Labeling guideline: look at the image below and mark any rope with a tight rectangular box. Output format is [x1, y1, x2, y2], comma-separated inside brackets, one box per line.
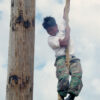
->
[58, 1, 70, 100]
[65, 0, 70, 68]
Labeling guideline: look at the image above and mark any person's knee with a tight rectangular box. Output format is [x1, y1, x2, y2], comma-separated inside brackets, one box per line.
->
[57, 78, 69, 97]
[72, 72, 82, 79]
[70, 60, 83, 78]
[58, 78, 69, 90]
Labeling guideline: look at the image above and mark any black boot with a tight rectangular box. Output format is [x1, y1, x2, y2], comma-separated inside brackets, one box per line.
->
[65, 94, 75, 100]
[61, 95, 64, 100]
[58, 94, 64, 100]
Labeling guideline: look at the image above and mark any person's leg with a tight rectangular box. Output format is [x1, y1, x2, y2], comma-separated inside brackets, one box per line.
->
[55, 56, 69, 99]
[68, 57, 83, 97]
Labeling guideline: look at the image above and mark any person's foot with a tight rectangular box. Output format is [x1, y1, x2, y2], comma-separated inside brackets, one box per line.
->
[61, 96, 64, 100]
[65, 94, 75, 100]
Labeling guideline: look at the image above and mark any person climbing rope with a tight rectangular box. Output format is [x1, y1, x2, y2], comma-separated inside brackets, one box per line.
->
[42, 4, 83, 100]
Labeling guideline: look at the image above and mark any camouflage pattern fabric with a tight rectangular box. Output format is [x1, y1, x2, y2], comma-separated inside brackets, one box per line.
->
[55, 55, 83, 97]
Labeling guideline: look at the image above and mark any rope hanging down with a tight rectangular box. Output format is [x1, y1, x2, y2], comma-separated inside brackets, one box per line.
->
[65, 0, 70, 68]
[58, 0, 71, 100]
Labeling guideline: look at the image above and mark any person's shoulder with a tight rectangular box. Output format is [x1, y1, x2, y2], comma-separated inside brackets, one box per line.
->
[48, 35, 55, 42]
[48, 36, 51, 40]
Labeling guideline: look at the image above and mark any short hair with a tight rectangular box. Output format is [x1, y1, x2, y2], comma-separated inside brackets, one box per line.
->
[42, 16, 57, 29]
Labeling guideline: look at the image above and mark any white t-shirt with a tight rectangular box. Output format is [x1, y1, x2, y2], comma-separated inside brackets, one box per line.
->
[48, 20, 74, 57]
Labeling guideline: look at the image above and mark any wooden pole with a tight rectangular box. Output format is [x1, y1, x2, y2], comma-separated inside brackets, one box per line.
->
[6, 0, 35, 100]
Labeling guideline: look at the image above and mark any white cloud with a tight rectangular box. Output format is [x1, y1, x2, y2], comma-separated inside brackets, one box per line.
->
[0, 0, 10, 58]
[0, 1, 10, 100]
[34, 62, 58, 100]
[91, 79, 100, 95]
[0, 56, 7, 100]
[0, 53, 5, 66]
[0, 0, 10, 16]
[36, 0, 65, 23]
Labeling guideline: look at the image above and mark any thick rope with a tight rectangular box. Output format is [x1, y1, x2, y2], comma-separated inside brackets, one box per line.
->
[65, 0, 70, 68]
[58, 1, 70, 100]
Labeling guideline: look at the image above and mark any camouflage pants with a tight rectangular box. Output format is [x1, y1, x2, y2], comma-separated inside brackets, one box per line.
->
[55, 55, 83, 97]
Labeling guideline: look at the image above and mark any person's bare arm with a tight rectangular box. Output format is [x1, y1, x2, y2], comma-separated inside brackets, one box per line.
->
[59, 6, 70, 47]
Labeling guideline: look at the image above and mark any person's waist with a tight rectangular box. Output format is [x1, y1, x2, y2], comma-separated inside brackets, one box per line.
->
[56, 55, 75, 61]
[55, 50, 74, 58]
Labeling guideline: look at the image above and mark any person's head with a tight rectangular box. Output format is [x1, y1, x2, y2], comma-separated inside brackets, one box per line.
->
[42, 16, 59, 36]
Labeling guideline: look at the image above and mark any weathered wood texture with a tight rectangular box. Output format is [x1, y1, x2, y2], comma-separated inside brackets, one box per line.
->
[6, 0, 35, 100]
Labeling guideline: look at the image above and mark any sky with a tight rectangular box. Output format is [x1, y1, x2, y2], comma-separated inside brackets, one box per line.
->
[0, 0, 100, 100]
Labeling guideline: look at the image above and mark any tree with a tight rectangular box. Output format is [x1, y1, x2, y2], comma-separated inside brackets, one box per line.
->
[6, 0, 35, 100]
